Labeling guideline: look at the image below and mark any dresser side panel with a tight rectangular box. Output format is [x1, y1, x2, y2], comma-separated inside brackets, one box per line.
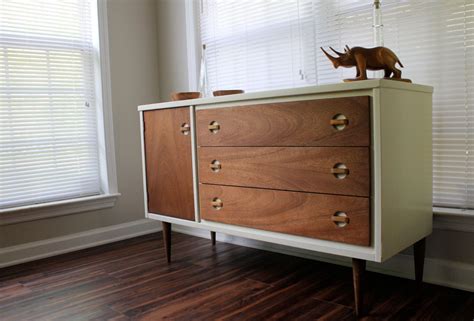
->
[379, 88, 433, 261]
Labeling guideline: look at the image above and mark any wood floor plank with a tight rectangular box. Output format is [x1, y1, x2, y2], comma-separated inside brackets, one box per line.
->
[7, 242, 270, 320]
[137, 278, 269, 321]
[0, 275, 119, 320]
[0, 232, 472, 321]
[219, 269, 349, 320]
[269, 298, 353, 321]
[42, 305, 126, 321]
[0, 283, 32, 301]
[119, 248, 278, 318]
[383, 285, 474, 321]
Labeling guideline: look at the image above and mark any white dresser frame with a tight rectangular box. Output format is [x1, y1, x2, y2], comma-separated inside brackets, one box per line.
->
[138, 80, 433, 263]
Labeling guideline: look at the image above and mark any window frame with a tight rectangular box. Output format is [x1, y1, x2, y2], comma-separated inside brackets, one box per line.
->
[0, 0, 120, 226]
[185, 0, 474, 230]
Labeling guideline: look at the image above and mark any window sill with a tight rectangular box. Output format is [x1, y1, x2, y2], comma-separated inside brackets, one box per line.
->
[433, 207, 474, 233]
[0, 193, 121, 226]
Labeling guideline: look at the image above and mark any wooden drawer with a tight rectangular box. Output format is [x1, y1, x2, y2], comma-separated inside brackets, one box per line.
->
[198, 147, 370, 197]
[196, 96, 370, 147]
[200, 184, 370, 246]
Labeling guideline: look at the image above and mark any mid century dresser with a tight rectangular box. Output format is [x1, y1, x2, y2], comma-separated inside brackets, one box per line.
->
[138, 80, 433, 316]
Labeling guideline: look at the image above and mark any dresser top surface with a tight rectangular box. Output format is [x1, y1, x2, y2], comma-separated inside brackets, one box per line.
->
[138, 79, 433, 112]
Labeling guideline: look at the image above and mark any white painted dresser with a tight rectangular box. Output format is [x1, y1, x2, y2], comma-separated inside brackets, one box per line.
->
[138, 80, 433, 316]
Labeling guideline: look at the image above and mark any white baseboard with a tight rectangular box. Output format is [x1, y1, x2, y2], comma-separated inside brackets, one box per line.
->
[0, 219, 162, 268]
[173, 225, 474, 292]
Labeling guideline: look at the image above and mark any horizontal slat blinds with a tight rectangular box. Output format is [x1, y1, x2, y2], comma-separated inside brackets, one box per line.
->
[200, 0, 308, 92]
[200, 0, 474, 210]
[0, 0, 101, 209]
[381, 0, 474, 209]
[313, 1, 374, 83]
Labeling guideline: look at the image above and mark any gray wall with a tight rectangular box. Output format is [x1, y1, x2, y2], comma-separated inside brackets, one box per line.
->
[156, 0, 191, 102]
[0, 0, 160, 248]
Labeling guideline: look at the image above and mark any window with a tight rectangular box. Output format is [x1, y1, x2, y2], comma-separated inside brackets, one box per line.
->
[199, 0, 474, 211]
[0, 0, 117, 214]
[200, 0, 308, 92]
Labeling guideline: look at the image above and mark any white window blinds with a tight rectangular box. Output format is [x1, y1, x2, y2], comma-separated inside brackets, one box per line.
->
[0, 0, 102, 209]
[200, 0, 474, 210]
[200, 0, 308, 92]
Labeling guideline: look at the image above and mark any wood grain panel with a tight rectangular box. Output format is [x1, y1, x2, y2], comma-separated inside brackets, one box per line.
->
[198, 147, 370, 197]
[196, 96, 370, 147]
[144, 108, 195, 220]
[199, 184, 370, 246]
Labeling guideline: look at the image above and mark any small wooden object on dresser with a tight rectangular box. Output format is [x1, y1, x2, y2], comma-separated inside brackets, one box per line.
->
[321, 45, 411, 82]
[213, 89, 244, 96]
[139, 80, 433, 317]
[170, 91, 201, 101]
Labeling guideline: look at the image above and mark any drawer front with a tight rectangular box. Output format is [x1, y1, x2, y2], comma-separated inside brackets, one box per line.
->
[198, 147, 370, 197]
[200, 184, 370, 246]
[196, 96, 370, 147]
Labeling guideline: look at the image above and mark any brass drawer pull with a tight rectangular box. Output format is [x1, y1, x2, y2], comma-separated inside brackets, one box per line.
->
[331, 167, 349, 175]
[208, 121, 220, 133]
[332, 212, 349, 227]
[210, 160, 221, 172]
[332, 216, 349, 223]
[332, 163, 349, 179]
[212, 198, 223, 210]
[331, 114, 348, 130]
[180, 123, 190, 135]
[330, 119, 349, 126]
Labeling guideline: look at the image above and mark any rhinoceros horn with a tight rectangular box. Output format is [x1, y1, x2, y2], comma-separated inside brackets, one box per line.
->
[320, 47, 338, 64]
[329, 46, 345, 56]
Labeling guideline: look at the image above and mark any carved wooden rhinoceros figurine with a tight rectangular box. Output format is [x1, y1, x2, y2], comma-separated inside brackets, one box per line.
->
[321, 45, 410, 82]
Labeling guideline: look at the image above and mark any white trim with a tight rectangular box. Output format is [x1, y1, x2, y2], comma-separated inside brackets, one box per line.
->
[140, 111, 150, 218]
[371, 88, 382, 261]
[173, 225, 474, 292]
[0, 193, 120, 226]
[190, 106, 201, 222]
[138, 80, 433, 111]
[433, 214, 474, 233]
[96, 0, 118, 194]
[0, 219, 161, 268]
[433, 207, 474, 217]
[433, 208, 474, 233]
[185, 0, 200, 91]
[147, 213, 377, 261]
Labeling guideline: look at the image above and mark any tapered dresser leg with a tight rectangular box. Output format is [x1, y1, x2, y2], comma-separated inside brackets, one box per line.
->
[352, 258, 366, 317]
[413, 237, 426, 284]
[162, 222, 172, 263]
[210, 231, 216, 246]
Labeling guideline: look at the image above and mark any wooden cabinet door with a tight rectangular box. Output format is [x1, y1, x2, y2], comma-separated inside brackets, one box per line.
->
[143, 108, 195, 220]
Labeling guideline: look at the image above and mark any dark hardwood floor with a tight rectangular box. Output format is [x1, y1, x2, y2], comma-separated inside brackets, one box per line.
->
[0, 232, 472, 321]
